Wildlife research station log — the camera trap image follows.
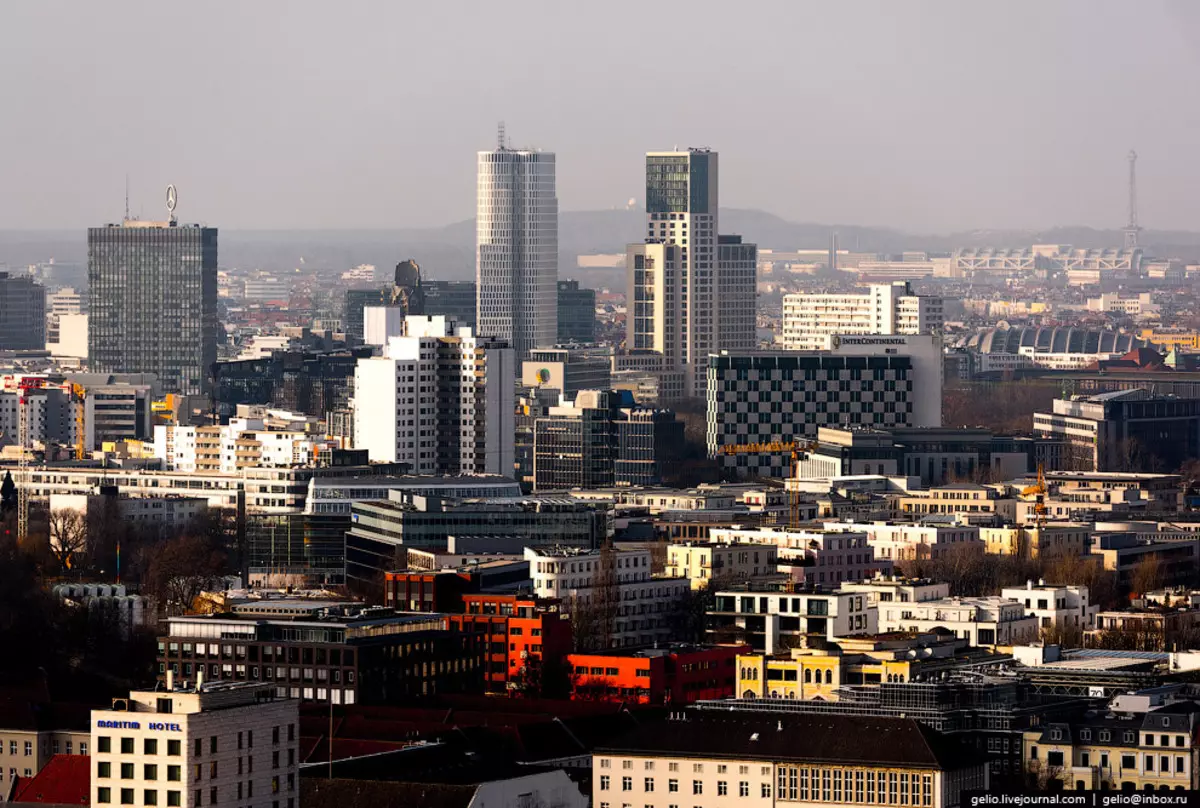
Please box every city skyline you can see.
[4,2,1200,233]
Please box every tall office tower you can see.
[627,149,756,398]
[556,279,596,344]
[476,140,558,359]
[88,195,218,396]
[424,280,477,330]
[0,271,46,350]
[354,315,515,476]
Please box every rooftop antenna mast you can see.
[1124,150,1141,250]
[124,174,130,222]
[497,121,507,151]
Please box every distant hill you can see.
[5,211,1200,281]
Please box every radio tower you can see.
[1123,149,1141,250]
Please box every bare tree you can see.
[48,508,88,573]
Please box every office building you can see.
[447,593,573,695]
[707,335,943,477]
[212,347,371,422]
[568,643,746,704]
[781,281,944,351]
[0,272,47,351]
[627,148,757,398]
[526,545,689,649]
[522,345,612,400]
[556,279,596,344]
[90,681,298,808]
[158,604,483,704]
[476,143,557,358]
[353,315,515,476]
[88,212,218,396]
[345,494,609,588]
[594,712,988,808]
[532,390,684,490]
[424,280,477,330]
[1033,389,1200,472]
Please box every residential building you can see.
[556,279,596,344]
[88,216,218,396]
[522,345,612,400]
[9,754,90,806]
[979,523,1092,559]
[707,335,943,478]
[0,272,46,351]
[665,543,779,590]
[840,576,951,606]
[708,527,892,586]
[423,279,477,330]
[593,712,988,808]
[626,148,757,397]
[345,494,608,589]
[877,597,1038,647]
[353,315,515,476]
[0,696,89,794]
[896,484,1018,522]
[781,281,944,351]
[824,521,983,563]
[525,545,689,649]
[533,390,684,490]
[158,605,483,704]
[567,643,747,704]
[476,142,557,358]
[1033,390,1200,472]
[1000,581,1097,634]
[1023,693,1200,790]
[448,593,572,695]
[90,682,298,808]
[707,587,877,652]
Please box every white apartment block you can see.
[353,315,515,476]
[840,576,951,606]
[878,597,1038,647]
[627,149,757,398]
[1000,580,1097,633]
[708,527,891,586]
[525,546,689,648]
[154,421,331,475]
[708,588,877,653]
[477,145,558,358]
[665,542,779,590]
[781,281,944,351]
[825,521,984,562]
[90,681,298,808]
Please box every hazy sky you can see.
[4,1,1200,232]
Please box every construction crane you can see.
[71,383,87,460]
[1021,463,1049,529]
[719,440,819,528]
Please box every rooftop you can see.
[597,711,984,771]
[11,755,89,805]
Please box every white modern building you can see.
[525,546,688,648]
[626,148,757,398]
[707,588,877,653]
[353,315,515,476]
[476,141,558,358]
[1000,580,1097,633]
[781,281,944,351]
[840,576,951,607]
[877,596,1038,647]
[90,681,299,808]
[824,521,984,562]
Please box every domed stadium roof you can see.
[962,326,1154,355]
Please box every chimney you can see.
[1027,580,1033,590]
[166,670,174,692]
[197,669,204,691]
[1039,578,1045,586]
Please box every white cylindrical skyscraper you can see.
[476,144,558,359]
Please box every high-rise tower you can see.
[626,148,756,398]
[476,130,558,359]
[88,186,218,396]
[1123,149,1141,250]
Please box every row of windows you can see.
[599,776,771,797]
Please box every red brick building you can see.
[567,643,749,705]
[447,594,573,695]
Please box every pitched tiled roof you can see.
[11,755,90,805]
[597,711,985,771]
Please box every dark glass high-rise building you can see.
[88,221,218,396]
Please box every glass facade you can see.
[88,224,218,396]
